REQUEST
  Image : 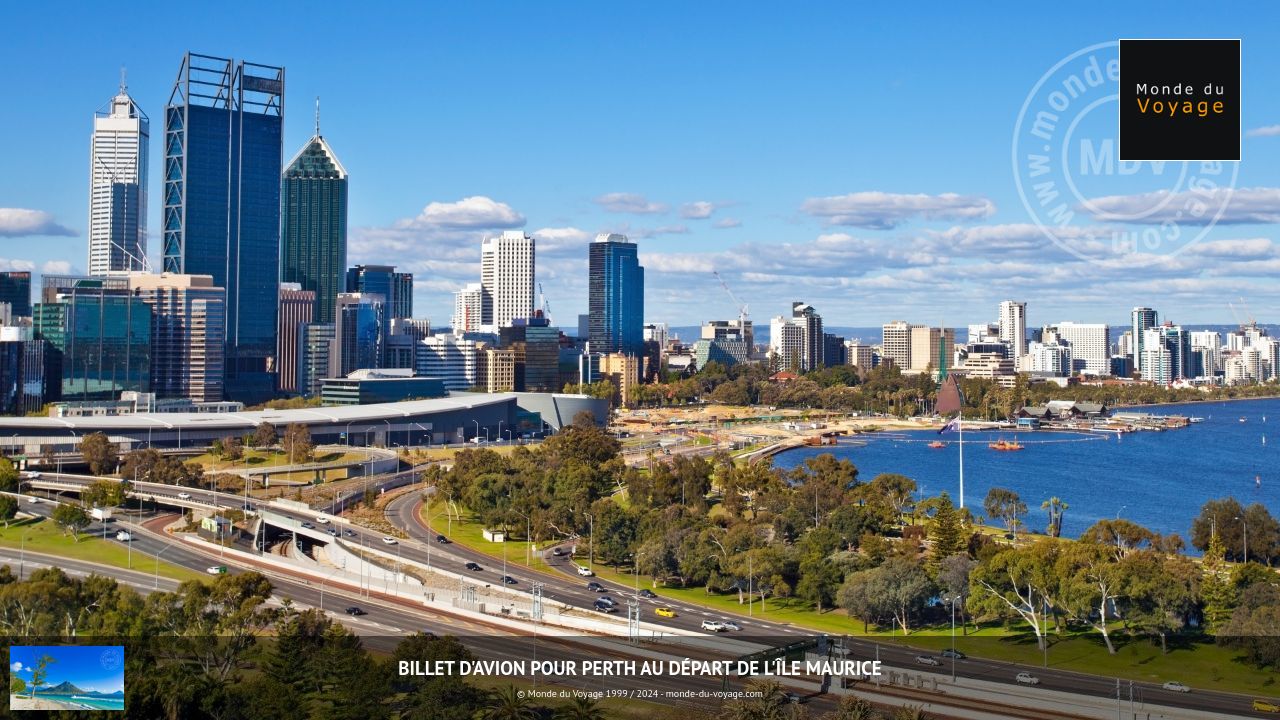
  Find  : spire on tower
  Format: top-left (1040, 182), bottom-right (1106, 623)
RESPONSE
top-left (315, 96), bottom-right (321, 136)
top-left (119, 66), bottom-right (127, 94)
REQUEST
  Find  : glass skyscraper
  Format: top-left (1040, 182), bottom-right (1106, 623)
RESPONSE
top-left (333, 293), bottom-right (385, 376)
top-left (88, 80), bottom-right (148, 274)
top-left (0, 272), bottom-right (32, 317)
top-left (281, 113), bottom-right (347, 324)
top-left (33, 276), bottom-right (150, 401)
top-left (588, 233), bottom-right (644, 355)
top-left (163, 53), bottom-right (283, 402)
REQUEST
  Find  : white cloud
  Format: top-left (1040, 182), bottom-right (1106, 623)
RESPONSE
top-left (800, 191), bottom-right (996, 229)
top-left (594, 192), bottom-right (668, 215)
top-left (41, 260), bottom-right (73, 274)
top-left (10, 662), bottom-right (21, 672)
top-left (713, 217), bottom-right (742, 229)
top-left (1246, 125), bottom-right (1280, 138)
top-left (0, 259), bottom-right (36, 272)
top-left (680, 201), bottom-right (716, 219)
top-left (532, 227), bottom-right (592, 256)
top-left (0, 208), bottom-right (76, 237)
top-left (1182, 238), bottom-right (1275, 259)
top-left (397, 196), bottom-right (525, 230)
top-left (1081, 187), bottom-right (1280, 225)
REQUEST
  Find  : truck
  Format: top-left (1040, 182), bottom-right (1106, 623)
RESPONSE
top-left (90, 507), bottom-right (113, 522)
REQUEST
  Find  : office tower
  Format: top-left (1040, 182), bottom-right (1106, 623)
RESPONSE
top-left (277, 285), bottom-right (315, 393)
top-left (823, 333), bottom-right (846, 367)
top-left (34, 276), bottom-right (150, 401)
top-left (769, 302), bottom-right (823, 372)
top-left (1131, 307), bottom-right (1158, 377)
top-left (599, 353), bottom-right (640, 405)
top-left (702, 319), bottom-right (754, 349)
top-left (588, 233), bottom-right (644, 356)
top-left (0, 272), bottom-right (32, 317)
top-left (909, 326), bottom-right (955, 375)
top-left (386, 317), bottom-right (429, 370)
top-left (577, 314), bottom-right (589, 340)
top-left (844, 340), bottom-right (874, 369)
top-left (453, 283), bottom-right (485, 333)
top-left (164, 53), bottom-right (284, 402)
top-left (296, 323), bottom-right (335, 398)
top-left (417, 335), bottom-right (482, 391)
top-left (880, 321), bottom-right (918, 369)
top-left (332, 293), bottom-right (385, 377)
top-left (481, 347), bottom-right (516, 393)
top-left (1190, 330), bottom-right (1221, 376)
top-left (643, 323), bottom-right (669, 354)
top-left (128, 273), bottom-right (226, 402)
top-left (345, 265), bottom-right (412, 360)
top-left (1142, 324), bottom-right (1191, 383)
top-left (1026, 341), bottom-right (1073, 376)
top-left (1046, 322), bottom-right (1111, 375)
top-left (480, 231), bottom-right (535, 328)
top-left (998, 300), bottom-right (1027, 359)
top-left (695, 320), bottom-right (752, 369)
top-left (281, 107), bottom-right (347, 324)
top-left (89, 78), bottom-right (148, 274)
top-left (499, 317), bottom-right (560, 392)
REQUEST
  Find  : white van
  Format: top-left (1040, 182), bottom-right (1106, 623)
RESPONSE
top-left (575, 565), bottom-right (594, 577)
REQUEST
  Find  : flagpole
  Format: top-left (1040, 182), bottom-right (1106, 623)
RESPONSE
top-left (958, 411), bottom-right (965, 509)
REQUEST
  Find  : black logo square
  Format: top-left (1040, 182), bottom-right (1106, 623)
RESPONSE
top-left (1119, 39), bottom-right (1240, 161)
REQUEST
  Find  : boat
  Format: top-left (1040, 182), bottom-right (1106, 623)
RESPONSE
top-left (1188, 417), bottom-right (1204, 423)
top-left (1240, 417), bottom-right (1248, 423)
top-left (988, 438), bottom-right (1024, 451)
top-left (927, 441), bottom-right (947, 449)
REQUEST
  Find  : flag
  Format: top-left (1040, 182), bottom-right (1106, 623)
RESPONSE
top-left (939, 416), bottom-right (961, 434)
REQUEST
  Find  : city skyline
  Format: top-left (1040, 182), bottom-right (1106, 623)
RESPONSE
top-left (3, 4), bottom-right (1280, 328)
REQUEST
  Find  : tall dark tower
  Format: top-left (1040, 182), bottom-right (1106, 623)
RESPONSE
top-left (281, 98), bottom-right (348, 324)
top-left (163, 53), bottom-right (284, 403)
top-left (588, 233), bottom-right (644, 355)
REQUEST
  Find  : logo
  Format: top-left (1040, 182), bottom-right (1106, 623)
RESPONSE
top-left (1012, 41), bottom-right (1238, 264)
top-left (100, 646), bottom-right (123, 671)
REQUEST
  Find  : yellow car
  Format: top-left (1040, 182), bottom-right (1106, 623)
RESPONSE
top-left (1254, 699), bottom-right (1280, 713)
top-left (655, 607), bottom-right (676, 618)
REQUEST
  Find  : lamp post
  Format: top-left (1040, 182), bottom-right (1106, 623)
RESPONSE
top-left (471, 420), bottom-right (480, 442)
top-left (155, 538), bottom-right (178, 589)
top-left (20, 527), bottom-right (35, 580)
top-left (1235, 515), bottom-right (1249, 564)
top-left (319, 566), bottom-right (340, 612)
top-left (585, 512), bottom-right (594, 567)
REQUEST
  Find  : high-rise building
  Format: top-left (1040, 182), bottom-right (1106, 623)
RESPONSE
top-left (386, 318), bottom-right (430, 371)
top-left (89, 79), bottom-right (148, 274)
top-left (280, 109), bottom-right (347, 324)
top-left (588, 233), bottom-right (644, 356)
top-left (452, 282), bottom-right (485, 333)
top-left (164, 53), bottom-right (284, 403)
top-left (599, 353), bottom-right (641, 406)
top-left (702, 320), bottom-right (754, 349)
top-left (481, 347), bottom-right (517, 393)
top-left (770, 316), bottom-right (805, 370)
top-left (1026, 341), bottom-right (1072, 376)
top-left (297, 323), bottom-right (334, 398)
top-left (332, 293), bottom-right (385, 377)
top-left (1142, 324), bottom-right (1191, 384)
top-left (1046, 322), bottom-right (1111, 375)
top-left (128, 273), bottom-right (226, 402)
top-left (417, 335), bottom-right (482, 391)
top-left (770, 303), bottom-right (824, 371)
top-left (499, 317), bottom-right (560, 392)
top-left (823, 333), bottom-right (846, 367)
top-left (1190, 330), bottom-right (1221, 376)
top-left (277, 285), bottom-right (315, 393)
top-left (481, 231), bottom-right (535, 328)
top-left (643, 323), bottom-right (669, 355)
top-left (909, 326), bottom-right (955, 376)
top-left (34, 276), bottom-right (151, 401)
top-left (0, 272), bottom-right (32, 317)
top-left (345, 265), bottom-right (412, 360)
top-left (998, 300), bottom-right (1027, 359)
top-left (844, 340), bottom-right (875, 369)
top-left (1131, 307), bottom-right (1158, 377)
top-left (880, 321), bottom-right (918, 369)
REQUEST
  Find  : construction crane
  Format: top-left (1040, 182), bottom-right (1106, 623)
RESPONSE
top-left (712, 271), bottom-right (748, 324)
top-left (538, 282), bottom-right (552, 324)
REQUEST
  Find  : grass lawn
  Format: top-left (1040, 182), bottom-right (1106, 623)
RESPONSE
top-left (404, 444), bottom-right (530, 463)
top-left (421, 503), bottom-right (554, 574)
top-left (187, 448), bottom-right (360, 471)
top-left (0, 517), bottom-right (207, 583)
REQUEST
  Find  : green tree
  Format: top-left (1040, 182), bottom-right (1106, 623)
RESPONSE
top-left (794, 555), bottom-right (842, 612)
top-left (927, 492), bottom-right (965, 573)
top-left (982, 487), bottom-right (1026, 536)
top-left (0, 456), bottom-right (19, 492)
top-left (829, 695), bottom-right (877, 720)
top-left (1079, 518), bottom-right (1155, 560)
top-left (1201, 529), bottom-right (1238, 633)
top-left (718, 678), bottom-right (789, 720)
top-left (80, 432), bottom-right (118, 475)
top-left (223, 435), bottom-right (245, 462)
top-left (251, 422), bottom-right (279, 449)
top-left (283, 423), bottom-right (314, 464)
top-left (0, 495), bottom-right (16, 528)
top-left (837, 556), bottom-right (932, 634)
top-left (555, 696), bottom-right (609, 720)
top-left (9, 675), bottom-right (24, 695)
top-left (51, 503), bottom-right (90, 540)
top-left (969, 540), bottom-right (1061, 650)
top-left (83, 479), bottom-right (127, 508)
top-left (30, 653), bottom-right (54, 699)
top-left (864, 473), bottom-right (917, 526)
top-left (1121, 551), bottom-right (1199, 653)
top-left (1041, 497), bottom-right (1068, 538)
top-left (480, 685), bottom-right (540, 720)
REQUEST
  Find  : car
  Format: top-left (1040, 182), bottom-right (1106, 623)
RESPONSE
top-left (344, 606), bottom-right (365, 616)
top-left (701, 620), bottom-right (725, 632)
top-left (381, 536), bottom-right (398, 545)
top-left (784, 692), bottom-right (806, 705)
top-left (638, 588), bottom-right (657, 599)
top-left (655, 607), bottom-right (676, 618)
top-left (586, 581), bottom-right (605, 592)
top-left (205, 565), bottom-right (227, 575)
top-left (502, 575), bottom-right (518, 585)
top-left (115, 531), bottom-right (132, 542)
top-left (1015, 672), bottom-right (1040, 686)
top-left (551, 547), bottom-right (564, 556)
top-left (343, 529), bottom-right (357, 537)
top-left (722, 620), bottom-right (742, 631)
top-left (242, 503), bottom-right (255, 511)
top-left (1254, 699), bottom-right (1280, 713)
top-left (300, 522), bottom-right (315, 529)
top-left (177, 492), bottom-right (192, 499)
top-left (593, 600), bottom-right (616, 613)
top-left (597, 595), bottom-right (616, 607)
top-left (1161, 681), bottom-right (1190, 693)
top-left (26, 496), bottom-right (41, 504)
top-left (914, 655), bottom-right (941, 667)
top-left (25, 472), bottom-right (40, 479)
top-left (465, 562), bottom-right (483, 572)
top-left (575, 565), bottom-right (594, 576)
top-left (940, 649), bottom-right (966, 660)
top-left (435, 535), bottom-right (450, 544)
top-left (327, 528), bottom-right (339, 537)
top-left (315, 516), bottom-right (330, 524)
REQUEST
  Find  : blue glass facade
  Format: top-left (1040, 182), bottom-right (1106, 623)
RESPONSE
top-left (282, 136), bottom-right (347, 324)
top-left (588, 235), bottom-right (644, 355)
top-left (33, 278), bottom-right (150, 402)
top-left (164, 54), bottom-right (283, 403)
top-left (335, 295), bottom-right (385, 376)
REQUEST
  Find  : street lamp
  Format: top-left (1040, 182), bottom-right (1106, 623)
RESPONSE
top-left (471, 420), bottom-right (480, 442)
top-left (155, 538), bottom-right (178, 589)
top-left (319, 566), bottom-right (340, 612)
top-left (19, 527), bottom-right (35, 580)
top-left (1235, 515), bottom-right (1250, 564)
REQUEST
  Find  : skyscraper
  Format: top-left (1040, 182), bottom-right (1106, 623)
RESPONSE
top-left (452, 283), bottom-right (485, 333)
top-left (880, 321), bottom-right (919, 369)
top-left (277, 285), bottom-right (315, 393)
top-left (0, 272), bottom-right (32, 317)
top-left (164, 53), bottom-right (284, 402)
top-left (998, 300), bottom-right (1027, 359)
top-left (128, 273), bottom-right (226, 402)
top-left (34, 276), bottom-right (151, 401)
top-left (331, 293), bottom-right (385, 377)
top-left (1131, 307), bottom-right (1158, 378)
top-left (480, 231), bottom-right (535, 328)
top-left (297, 323), bottom-right (335, 398)
top-left (281, 105), bottom-right (347, 324)
top-left (588, 233), bottom-right (644, 356)
top-left (345, 265), bottom-right (411, 363)
top-left (89, 78), bottom-right (148, 274)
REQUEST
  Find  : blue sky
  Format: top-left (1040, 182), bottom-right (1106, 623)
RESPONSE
top-left (2, 2), bottom-right (1279, 332)
top-left (9, 645), bottom-right (124, 694)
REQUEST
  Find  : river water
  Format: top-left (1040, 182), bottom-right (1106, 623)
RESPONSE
top-left (773, 398), bottom-right (1280, 541)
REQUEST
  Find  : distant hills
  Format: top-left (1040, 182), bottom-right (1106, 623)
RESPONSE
top-left (41, 681), bottom-right (85, 695)
top-left (668, 323), bottom-right (1280, 347)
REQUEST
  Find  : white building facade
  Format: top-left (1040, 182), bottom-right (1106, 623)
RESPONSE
top-left (89, 82), bottom-right (148, 274)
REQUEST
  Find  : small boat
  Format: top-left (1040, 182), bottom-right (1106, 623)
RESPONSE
top-left (927, 441), bottom-right (947, 449)
top-left (1240, 417), bottom-right (1248, 423)
top-left (988, 439), bottom-right (1024, 451)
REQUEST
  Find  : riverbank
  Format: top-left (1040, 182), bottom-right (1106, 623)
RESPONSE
top-left (9, 694), bottom-right (84, 710)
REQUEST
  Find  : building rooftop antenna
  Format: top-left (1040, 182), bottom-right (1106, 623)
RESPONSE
top-left (315, 96), bottom-right (321, 136)
top-left (119, 66), bottom-right (127, 94)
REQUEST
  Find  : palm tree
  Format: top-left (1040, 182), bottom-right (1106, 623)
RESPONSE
top-left (555, 696), bottom-right (608, 720)
top-left (830, 695), bottom-right (878, 720)
top-left (480, 685), bottom-right (540, 720)
top-left (1041, 497), bottom-right (1068, 538)
top-left (719, 678), bottom-right (789, 720)
top-left (892, 706), bottom-right (931, 720)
